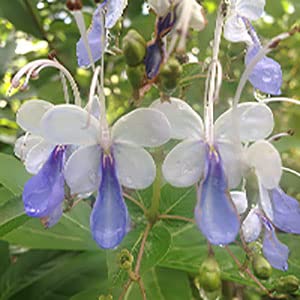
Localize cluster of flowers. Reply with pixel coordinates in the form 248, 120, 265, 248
11, 0, 300, 273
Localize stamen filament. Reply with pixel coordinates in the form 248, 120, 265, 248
282, 167, 300, 178
262, 97, 300, 106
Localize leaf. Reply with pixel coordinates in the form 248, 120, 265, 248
3, 202, 99, 250
0, 153, 30, 196
0, 241, 10, 275
0, 0, 44, 38
124, 267, 193, 300
0, 196, 29, 238
0, 187, 14, 206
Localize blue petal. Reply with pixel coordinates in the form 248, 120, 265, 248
43, 204, 63, 228
105, 0, 127, 29
144, 40, 164, 80
90, 154, 130, 249
157, 12, 176, 38
195, 146, 240, 245
263, 222, 289, 271
23, 146, 65, 220
271, 187, 300, 234
76, 6, 105, 67
245, 45, 282, 95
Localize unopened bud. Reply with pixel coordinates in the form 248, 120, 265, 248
159, 58, 182, 91
122, 30, 146, 67
198, 257, 221, 292
126, 64, 145, 90
66, 0, 82, 11
275, 275, 300, 294
118, 249, 134, 271
252, 255, 272, 280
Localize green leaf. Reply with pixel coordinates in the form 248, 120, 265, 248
3, 202, 99, 250
0, 187, 14, 206
125, 267, 193, 300
0, 153, 30, 196
0, 241, 10, 275
0, 196, 29, 238
0, 0, 44, 38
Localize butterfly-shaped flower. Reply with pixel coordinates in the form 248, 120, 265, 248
151, 98, 274, 245
76, 0, 128, 67
39, 103, 170, 249
15, 100, 66, 228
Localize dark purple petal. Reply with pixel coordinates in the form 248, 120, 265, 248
271, 187, 300, 234
195, 145, 240, 245
90, 154, 130, 249
245, 45, 282, 95
157, 12, 176, 38
76, 6, 105, 67
263, 221, 289, 271
23, 146, 65, 220
144, 40, 164, 80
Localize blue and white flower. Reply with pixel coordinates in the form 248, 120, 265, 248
151, 98, 274, 245
39, 101, 171, 249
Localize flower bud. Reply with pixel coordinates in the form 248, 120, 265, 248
198, 257, 221, 292
126, 64, 145, 90
122, 30, 146, 67
118, 249, 134, 271
274, 275, 300, 294
159, 58, 183, 91
252, 254, 272, 280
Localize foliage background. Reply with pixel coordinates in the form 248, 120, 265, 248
0, 0, 300, 299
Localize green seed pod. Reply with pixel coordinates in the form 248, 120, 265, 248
122, 29, 146, 67
118, 249, 134, 271
126, 64, 145, 90
274, 275, 300, 294
198, 256, 222, 292
159, 58, 183, 91
252, 255, 272, 280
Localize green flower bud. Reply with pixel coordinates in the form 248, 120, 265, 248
252, 255, 272, 280
159, 58, 183, 91
122, 30, 146, 67
118, 249, 134, 271
275, 275, 300, 294
126, 64, 145, 90
198, 257, 222, 292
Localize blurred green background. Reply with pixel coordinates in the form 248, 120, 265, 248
0, 0, 300, 299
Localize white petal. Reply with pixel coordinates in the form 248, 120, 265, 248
188, 0, 207, 31
148, 0, 170, 16
215, 102, 274, 142
112, 108, 170, 147
41, 105, 100, 146
162, 139, 205, 187
25, 141, 55, 174
217, 140, 242, 189
230, 191, 248, 214
258, 181, 274, 221
151, 98, 203, 140
16, 100, 53, 135
64, 145, 101, 195
105, 0, 128, 29
84, 96, 101, 120
14, 134, 43, 161
236, 0, 265, 20
242, 208, 262, 243
113, 141, 156, 189
246, 140, 282, 189
223, 14, 252, 44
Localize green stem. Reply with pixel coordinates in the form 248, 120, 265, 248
147, 149, 163, 223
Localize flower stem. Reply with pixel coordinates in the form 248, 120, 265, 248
158, 214, 195, 223
204, 1, 224, 145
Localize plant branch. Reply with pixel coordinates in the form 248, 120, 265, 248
225, 246, 270, 296
123, 192, 147, 214
158, 214, 195, 223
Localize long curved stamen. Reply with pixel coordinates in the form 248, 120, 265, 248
282, 166, 300, 178
261, 97, 300, 106
9, 59, 81, 106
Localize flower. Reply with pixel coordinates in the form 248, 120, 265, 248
151, 98, 273, 245
14, 100, 66, 228
223, 0, 265, 44
223, 0, 282, 95
76, 0, 128, 67
145, 0, 206, 79
39, 103, 171, 248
